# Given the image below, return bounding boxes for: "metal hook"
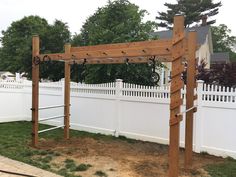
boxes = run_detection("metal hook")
[82,58,87,66]
[42,55,52,63]
[125,58,129,65]
[33,56,41,65]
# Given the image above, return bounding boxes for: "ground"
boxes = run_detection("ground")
[0,121,235,177]
[39,137,222,177]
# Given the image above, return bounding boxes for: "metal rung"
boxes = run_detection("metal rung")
[176,106,197,117]
[38,104,65,110]
[38,125,64,134]
[39,115,65,122]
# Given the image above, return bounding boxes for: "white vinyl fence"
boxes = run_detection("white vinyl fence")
[0,79,235,159]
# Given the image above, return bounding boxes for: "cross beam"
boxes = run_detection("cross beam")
[36,39,189,64]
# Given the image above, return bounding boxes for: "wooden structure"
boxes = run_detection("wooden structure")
[31,15,197,177]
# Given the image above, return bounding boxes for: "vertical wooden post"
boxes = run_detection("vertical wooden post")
[169,15,185,177]
[64,43,71,140]
[32,35,40,147]
[184,31,197,168]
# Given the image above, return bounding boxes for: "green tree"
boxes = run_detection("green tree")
[72,0,158,85]
[211,24,236,61]
[0,16,70,80]
[156,0,221,29]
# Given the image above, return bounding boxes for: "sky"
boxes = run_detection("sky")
[0,0,235,38]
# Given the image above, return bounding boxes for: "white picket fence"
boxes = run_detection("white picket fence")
[0,79,236,159]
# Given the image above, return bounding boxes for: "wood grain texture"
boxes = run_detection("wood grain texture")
[184,31,197,169]
[64,44,71,140]
[169,15,185,177]
[32,35,39,147]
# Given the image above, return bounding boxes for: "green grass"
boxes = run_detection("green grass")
[94,170,108,177]
[0,121,236,177]
[0,121,132,176]
[205,158,236,177]
[76,163,92,171]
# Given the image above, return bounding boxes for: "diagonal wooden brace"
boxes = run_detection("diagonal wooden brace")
[170,98,183,110]
[172,34,185,45]
[170,115,183,126]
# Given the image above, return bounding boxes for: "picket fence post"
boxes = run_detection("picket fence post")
[114,79,123,137]
[194,80,204,153]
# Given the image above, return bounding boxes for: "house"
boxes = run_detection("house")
[211,52,230,64]
[152,25,228,85]
[0,71,15,81]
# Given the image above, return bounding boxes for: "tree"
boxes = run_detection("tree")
[197,60,236,87]
[211,24,236,61]
[0,16,70,80]
[156,0,221,29]
[72,0,158,85]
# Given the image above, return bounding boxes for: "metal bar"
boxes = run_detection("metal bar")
[176,106,196,117]
[39,115,65,122]
[38,125,65,134]
[38,104,65,110]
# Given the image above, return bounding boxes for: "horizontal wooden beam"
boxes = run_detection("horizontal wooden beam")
[70,39,172,52]
[37,39,189,63]
[39,47,172,62]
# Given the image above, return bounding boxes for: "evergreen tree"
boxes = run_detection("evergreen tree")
[156,0,221,29]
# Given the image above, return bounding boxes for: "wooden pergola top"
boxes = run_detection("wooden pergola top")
[36,38,189,64]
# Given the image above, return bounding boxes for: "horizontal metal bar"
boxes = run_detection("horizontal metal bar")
[38,125,64,134]
[176,106,197,117]
[38,104,65,110]
[39,115,65,122]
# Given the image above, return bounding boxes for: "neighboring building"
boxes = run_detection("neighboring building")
[152,25,213,68]
[211,52,230,64]
[0,71,27,81]
[151,25,221,85]
[0,71,15,81]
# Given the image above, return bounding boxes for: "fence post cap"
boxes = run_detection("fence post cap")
[116,79,123,82]
[197,80,204,83]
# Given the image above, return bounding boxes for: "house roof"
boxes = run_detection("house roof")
[151,25,210,45]
[211,52,230,63]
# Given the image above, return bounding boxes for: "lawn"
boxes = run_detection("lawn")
[0,121,235,177]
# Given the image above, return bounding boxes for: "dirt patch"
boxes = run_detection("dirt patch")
[39,137,224,177]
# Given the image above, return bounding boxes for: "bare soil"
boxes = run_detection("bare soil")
[39,137,224,177]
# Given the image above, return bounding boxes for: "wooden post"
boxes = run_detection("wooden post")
[32,35,40,147]
[169,15,185,177]
[184,31,197,168]
[64,43,71,140]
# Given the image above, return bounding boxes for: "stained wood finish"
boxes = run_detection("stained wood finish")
[37,39,189,63]
[71,39,172,52]
[169,15,185,177]
[38,46,172,62]
[32,35,40,147]
[184,31,197,169]
[64,44,71,140]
